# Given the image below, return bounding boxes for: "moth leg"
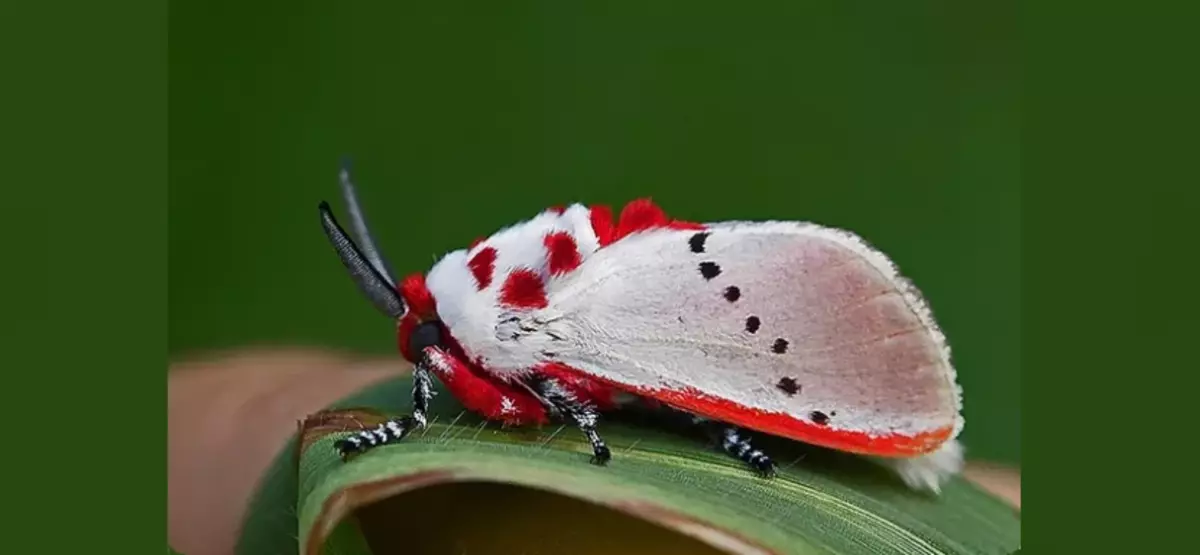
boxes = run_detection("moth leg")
[333,415,417,458]
[335,348,551,459]
[690,415,777,477]
[334,357,434,458]
[529,376,612,465]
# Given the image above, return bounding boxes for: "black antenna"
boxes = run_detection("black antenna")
[319,199,407,320]
[338,160,398,286]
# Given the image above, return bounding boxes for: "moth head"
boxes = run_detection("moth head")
[318,162,447,363]
[395,273,447,362]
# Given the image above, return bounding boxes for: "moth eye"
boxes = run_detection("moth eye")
[409,320,444,355]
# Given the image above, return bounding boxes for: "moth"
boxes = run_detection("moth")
[319,164,965,493]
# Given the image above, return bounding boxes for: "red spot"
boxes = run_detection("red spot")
[548,205,566,215]
[545,365,954,458]
[469,236,486,249]
[615,198,706,239]
[614,198,670,238]
[499,268,548,309]
[543,231,582,276]
[589,205,615,246]
[591,198,707,247]
[467,246,497,290]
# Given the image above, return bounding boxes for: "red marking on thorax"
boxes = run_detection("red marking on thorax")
[499,268,548,309]
[589,198,705,247]
[589,206,615,246]
[543,231,582,276]
[399,273,436,316]
[615,198,669,237]
[467,246,497,290]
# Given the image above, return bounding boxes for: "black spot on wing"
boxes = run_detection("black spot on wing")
[776,377,800,396]
[699,262,721,280]
[771,338,789,354]
[689,232,710,253]
[723,286,741,302]
[810,411,830,426]
[745,316,760,334]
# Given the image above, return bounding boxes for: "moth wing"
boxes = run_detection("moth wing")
[539,221,963,457]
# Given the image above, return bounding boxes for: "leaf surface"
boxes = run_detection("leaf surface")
[297,375,1019,555]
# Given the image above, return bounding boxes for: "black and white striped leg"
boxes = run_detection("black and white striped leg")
[719,425,777,477]
[335,359,436,459]
[409,359,435,429]
[334,416,415,457]
[685,415,776,477]
[530,377,612,465]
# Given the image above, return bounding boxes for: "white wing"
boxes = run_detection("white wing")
[515,221,963,456]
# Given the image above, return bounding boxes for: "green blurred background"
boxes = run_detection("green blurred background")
[169,2,1018,465]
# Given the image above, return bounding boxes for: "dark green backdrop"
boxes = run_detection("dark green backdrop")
[169,2,1018,465]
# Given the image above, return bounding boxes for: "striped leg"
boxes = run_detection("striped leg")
[530,376,612,465]
[333,416,416,456]
[718,425,777,477]
[680,414,775,477]
[334,360,434,458]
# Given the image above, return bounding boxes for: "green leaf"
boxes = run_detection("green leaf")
[296,375,1019,555]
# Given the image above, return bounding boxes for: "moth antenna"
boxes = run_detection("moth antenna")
[338,159,398,286]
[319,201,408,319]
